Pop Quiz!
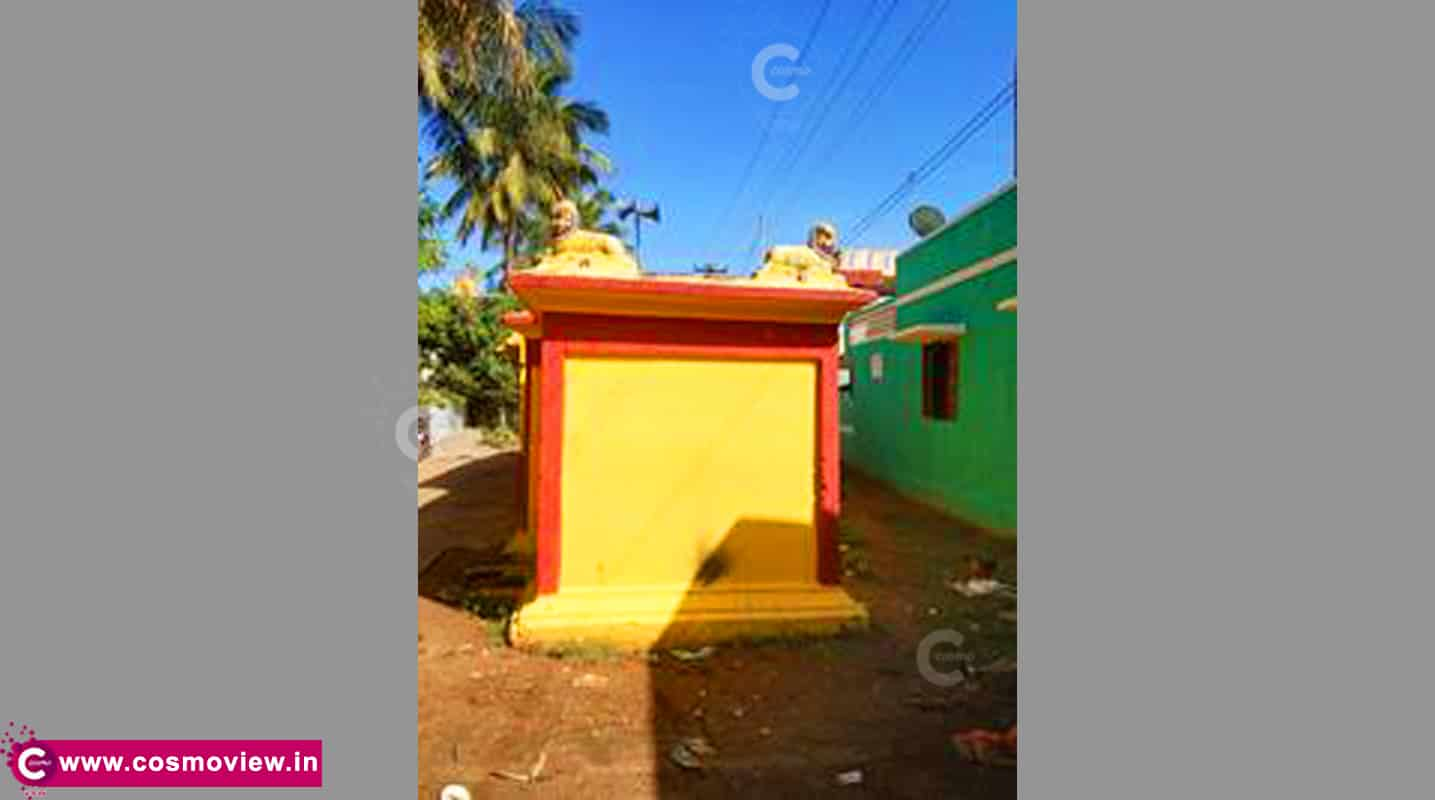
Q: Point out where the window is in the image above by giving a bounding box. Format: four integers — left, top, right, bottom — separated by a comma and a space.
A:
921, 341, 959, 420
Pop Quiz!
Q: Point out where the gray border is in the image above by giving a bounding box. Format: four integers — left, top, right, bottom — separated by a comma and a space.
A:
0, 3, 415, 797
1025, 0, 1431, 795
3, 1, 1433, 797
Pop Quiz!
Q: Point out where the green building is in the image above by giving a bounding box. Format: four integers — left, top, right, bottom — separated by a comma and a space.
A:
840, 181, 1016, 533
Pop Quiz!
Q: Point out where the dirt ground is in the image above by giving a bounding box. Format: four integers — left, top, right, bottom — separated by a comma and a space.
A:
419, 430, 1016, 799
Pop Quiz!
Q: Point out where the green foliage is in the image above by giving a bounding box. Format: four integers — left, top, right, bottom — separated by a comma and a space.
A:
481, 426, 520, 449
838, 520, 867, 546
432, 585, 513, 645
416, 2, 610, 434
423, 39, 611, 283
417, 0, 577, 111
418, 186, 447, 274
418, 384, 463, 411
418, 289, 521, 428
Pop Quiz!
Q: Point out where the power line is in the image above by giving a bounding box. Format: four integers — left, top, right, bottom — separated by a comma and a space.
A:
735, 0, 901, 256
845, 79, 1015, 245
848, 86, 1012, 243
780, 0, 954, 212
716, 3, 875, 263
702, 0, 834, 259
847, 85, 1012, 245
744, 214, 765, 262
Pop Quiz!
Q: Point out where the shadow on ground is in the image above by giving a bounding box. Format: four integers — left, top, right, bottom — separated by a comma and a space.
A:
645, 470, 1016, 798
418, 441, 531, 615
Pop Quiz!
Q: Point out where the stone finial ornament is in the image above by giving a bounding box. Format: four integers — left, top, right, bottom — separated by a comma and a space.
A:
529, 198, 640, 277
809, 221, 839, 262
752, 221, 850, 287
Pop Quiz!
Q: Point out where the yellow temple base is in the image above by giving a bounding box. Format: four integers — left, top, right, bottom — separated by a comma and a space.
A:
502, 270, 878, 653
509, 583, 869, 650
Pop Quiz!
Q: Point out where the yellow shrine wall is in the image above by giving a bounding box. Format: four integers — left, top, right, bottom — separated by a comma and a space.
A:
559, 355, 817, 592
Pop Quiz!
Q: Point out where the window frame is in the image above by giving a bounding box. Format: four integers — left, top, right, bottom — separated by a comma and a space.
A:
920, 339, 959, 421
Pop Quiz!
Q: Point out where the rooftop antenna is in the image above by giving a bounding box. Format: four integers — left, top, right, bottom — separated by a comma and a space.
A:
744, 214, 766, 263
617, 198, 660, 265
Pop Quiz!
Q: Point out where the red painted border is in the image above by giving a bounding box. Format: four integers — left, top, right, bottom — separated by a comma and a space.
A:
816, 346, 841, 584
503, 310, 543, 338
545, 312, 838, 350
531, 312, 844, 590
508, 272, 874, 325
511, 272, 873, 305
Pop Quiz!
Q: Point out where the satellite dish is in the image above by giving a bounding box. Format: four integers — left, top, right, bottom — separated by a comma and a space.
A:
908, 205, 946, 237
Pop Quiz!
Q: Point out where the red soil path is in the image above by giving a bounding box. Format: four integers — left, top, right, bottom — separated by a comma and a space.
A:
418, 431, 1016, 799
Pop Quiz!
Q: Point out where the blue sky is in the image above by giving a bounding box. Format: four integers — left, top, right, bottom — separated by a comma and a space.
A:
420, 0, 1015, 287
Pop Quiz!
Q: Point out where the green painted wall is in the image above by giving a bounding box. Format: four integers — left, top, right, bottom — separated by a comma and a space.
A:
897, 184, 1016, 295
840, 183, 1017, 532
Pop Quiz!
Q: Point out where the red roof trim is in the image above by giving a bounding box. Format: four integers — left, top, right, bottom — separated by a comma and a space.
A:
507, 273, 875, 325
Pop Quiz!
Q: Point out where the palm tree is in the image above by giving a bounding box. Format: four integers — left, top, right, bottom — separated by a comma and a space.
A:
574, 187, 623, 236
419, 184, 447, 274
424, 61, 610, 281
417, 0, 577, 111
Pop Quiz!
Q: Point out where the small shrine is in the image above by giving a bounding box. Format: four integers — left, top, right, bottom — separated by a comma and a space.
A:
501, 201, 875, 648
